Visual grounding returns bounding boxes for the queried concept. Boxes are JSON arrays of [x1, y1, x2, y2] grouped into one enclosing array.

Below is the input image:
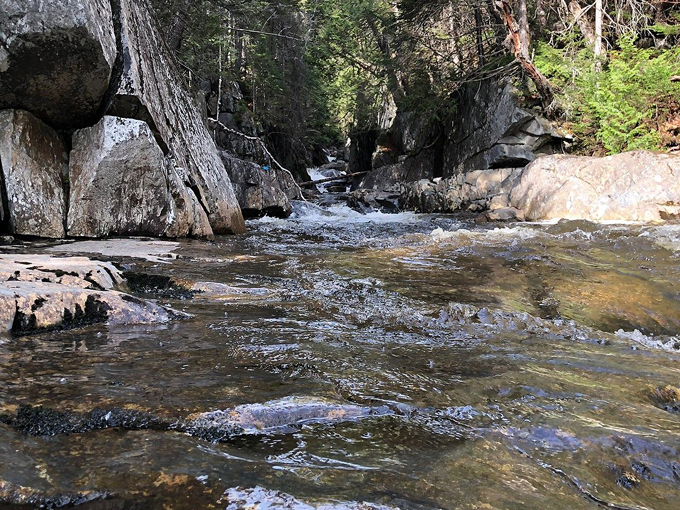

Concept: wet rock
[[109, 0, 245, 234], [220, 152, 298, 218], [0, 479, 109, 509], [123, 272, 196, 300], [0, 253, 188, 334], [184, 397, 393, 441], [68, 116, 212, 238], [443, 78, 569, 175], [224, 487, 398, 510], [348, 189, 401, 214], [0, 0, 117, 128], [0, 110, 67, 238], [400, 168, 521, 213], [480, 207, 525, 223], [0, 281, 182, 335], [510, 151, 680, 221]]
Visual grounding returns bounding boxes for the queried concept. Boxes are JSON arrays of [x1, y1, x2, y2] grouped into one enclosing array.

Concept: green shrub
[[536, 35, 680, 154]]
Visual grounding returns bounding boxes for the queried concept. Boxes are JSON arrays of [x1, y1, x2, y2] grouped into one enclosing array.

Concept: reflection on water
[[1, 198, 680, 509]]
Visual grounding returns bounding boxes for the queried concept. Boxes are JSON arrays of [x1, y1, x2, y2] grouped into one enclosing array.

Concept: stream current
[[1, 197, 680, 509]]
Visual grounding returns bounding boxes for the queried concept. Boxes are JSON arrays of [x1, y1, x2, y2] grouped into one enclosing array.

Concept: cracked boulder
[[510, 151, 680, 221], [107, 0, 245, 234], [0, 110, 67, 238], [68, 116, 212, 238], [0, 0, 117, 128]]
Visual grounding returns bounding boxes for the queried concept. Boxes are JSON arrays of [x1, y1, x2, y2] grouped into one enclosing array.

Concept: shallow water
[[1, 198, 680, 509]]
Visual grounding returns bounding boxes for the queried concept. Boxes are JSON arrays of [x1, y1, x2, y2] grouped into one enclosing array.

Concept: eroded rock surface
[[109, 0, 245, 234], [68, 116, 212, 238], [0, 254, 185, 335], [0, 110, 67, 238], [443, 78, 568, 175], [0, 0, 117, 128], [510, 151, 680, 221]]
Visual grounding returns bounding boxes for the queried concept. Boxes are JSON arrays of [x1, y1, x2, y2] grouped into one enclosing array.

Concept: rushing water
[[1, 198, 680, 509]]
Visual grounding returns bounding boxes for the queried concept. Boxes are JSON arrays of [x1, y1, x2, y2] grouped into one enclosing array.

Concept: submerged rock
[[68, 116, 212, 238], [510, 151, 680, 222], [0, 110, 67, 238], [184, 397, 393, 441], [0, 0, 117, 128]]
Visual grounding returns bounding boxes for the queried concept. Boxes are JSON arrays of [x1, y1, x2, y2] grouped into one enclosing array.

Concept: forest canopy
[[151, 0, 680, 156]]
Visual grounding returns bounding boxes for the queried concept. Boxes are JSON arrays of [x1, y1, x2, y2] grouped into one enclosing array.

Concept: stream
[[1, 197, 680, 509]]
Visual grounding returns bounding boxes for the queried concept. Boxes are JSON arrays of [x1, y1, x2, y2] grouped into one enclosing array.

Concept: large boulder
[[107, 0, 245, 234], [0, 110, 67, 238], [0, 0, 117, 128], [443, 78, 569, 176], [68, 116, 212, 238], [220, 153, 298, 218], [510, 151, 680, 221]]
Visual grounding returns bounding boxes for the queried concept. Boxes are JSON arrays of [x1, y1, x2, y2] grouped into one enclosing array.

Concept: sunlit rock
[[511, 151, 680, 221], [68, 116, 212, 238], [108, 0, 245, 234]]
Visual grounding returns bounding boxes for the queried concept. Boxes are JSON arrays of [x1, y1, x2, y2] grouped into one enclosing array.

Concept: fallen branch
[[208, 118, 305, 201], [671, 75, 680, 83], [300, 172, 368, 188]]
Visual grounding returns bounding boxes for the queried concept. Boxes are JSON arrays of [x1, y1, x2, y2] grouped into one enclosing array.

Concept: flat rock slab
[[0, 254, 122, 290], [0, 281, 178, 336], [47, 239, 180, 263]]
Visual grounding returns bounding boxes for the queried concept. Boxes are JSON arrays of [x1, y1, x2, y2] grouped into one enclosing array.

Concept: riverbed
[[1, 199, 679, 509]]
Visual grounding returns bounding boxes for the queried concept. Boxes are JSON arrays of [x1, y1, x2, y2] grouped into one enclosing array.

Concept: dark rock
[[348, 189, 401, 214], [0, 0, 117, 128], [221, 152, 299, 218], [442, 78, 570, 176], [68, 116, 212, 238], [360, 150, 436, 191], [400, 168, 521, 213], [0, 110, 67, 238]]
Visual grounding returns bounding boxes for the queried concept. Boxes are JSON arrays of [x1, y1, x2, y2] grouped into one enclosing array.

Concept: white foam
[[292, 203, 418, 224]]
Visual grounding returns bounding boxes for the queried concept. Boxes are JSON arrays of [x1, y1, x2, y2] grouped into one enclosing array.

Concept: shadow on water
[[1, 203, 680, 509]]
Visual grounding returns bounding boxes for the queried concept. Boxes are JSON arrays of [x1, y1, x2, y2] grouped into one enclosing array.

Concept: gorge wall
[[0, 0, 245, 240]]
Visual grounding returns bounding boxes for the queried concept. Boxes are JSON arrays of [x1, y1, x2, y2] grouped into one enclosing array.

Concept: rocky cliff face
[[0, 0, 245, 239]]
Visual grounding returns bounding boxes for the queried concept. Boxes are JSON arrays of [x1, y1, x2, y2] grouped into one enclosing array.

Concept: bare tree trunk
[[568, 0, 596, 47], [475, 5, 486, 67], [166, 0, 192, 52], [496, 0, 557, 116], [594, 0, 603, 71]]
